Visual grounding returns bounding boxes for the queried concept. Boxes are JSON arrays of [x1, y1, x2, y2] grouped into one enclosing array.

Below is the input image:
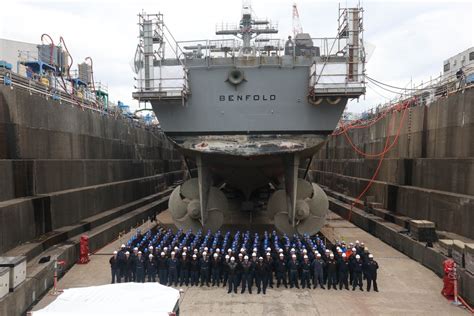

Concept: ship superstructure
[[133, 2, 366, 234]]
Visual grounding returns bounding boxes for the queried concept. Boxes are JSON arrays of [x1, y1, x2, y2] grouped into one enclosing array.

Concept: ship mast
[[216, 0, 278, 54]]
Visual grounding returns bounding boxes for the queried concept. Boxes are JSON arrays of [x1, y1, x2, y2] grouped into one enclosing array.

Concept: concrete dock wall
[[312, 88, 474, 239], [0, 85, 185, 255]]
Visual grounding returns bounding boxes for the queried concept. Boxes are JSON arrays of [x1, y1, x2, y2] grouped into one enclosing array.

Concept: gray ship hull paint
[[151, 66, 347, 134]]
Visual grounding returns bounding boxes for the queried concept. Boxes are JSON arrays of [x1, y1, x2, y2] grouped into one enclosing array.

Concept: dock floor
[[31, 212, 468, 315]]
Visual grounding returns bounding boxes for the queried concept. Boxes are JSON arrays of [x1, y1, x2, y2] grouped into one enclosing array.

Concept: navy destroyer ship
[[133, 2, 366, 234]]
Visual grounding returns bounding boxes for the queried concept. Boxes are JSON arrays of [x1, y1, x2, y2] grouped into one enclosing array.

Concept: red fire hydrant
[[441, 259, 455, 299], [78, 235, 90, 264]]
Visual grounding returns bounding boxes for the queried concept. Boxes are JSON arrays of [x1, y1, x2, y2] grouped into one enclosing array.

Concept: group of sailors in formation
[[109, 227, 379, 294]]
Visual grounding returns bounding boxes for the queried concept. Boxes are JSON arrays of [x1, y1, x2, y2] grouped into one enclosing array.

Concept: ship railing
[[0, 69, 152, 126], [358, 65, 474, 121]]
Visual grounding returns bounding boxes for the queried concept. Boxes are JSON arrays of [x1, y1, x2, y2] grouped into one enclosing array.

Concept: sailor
[[190, 254, 200, 286], [222, 254, 230, 287], [326, 253, 338, 290], [312, 253, 325, 289], [240, 255, 253, 294], [275, 253, 288, 288], [255, 257, 268, 294], [123, 251, 132, 282], [130, 247, 138, 282], [179, 252, 190, 286], [200, 252, 211, 287], [300, 255, 311, 289], [227, 257, 239, 294], [250, 252, 258, 287], [288, 254, 300, 289], [348, 247, 357, 284], [135, 251, 146, 283], [117, 244, 127, 282], [211, 253, 221, 286], [352, 254, 364, 291], [146, 254, 157, 282], [167, 251, 179, 286], [265, 251, 274, 288], [338, 253, 350, 290], [109, 251, 120, 284], [236, 253, 244, 287], [157, 252, 168, 285], [365, 254, 379, 292]]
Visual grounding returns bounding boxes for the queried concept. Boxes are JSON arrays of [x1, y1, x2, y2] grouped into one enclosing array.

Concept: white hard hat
[[149, 246, 153, 249], [352, 248, 357, 252], [138, 251, 142, 254], [164, 247, 168, 251], [203, 252, 207, 256], [125, 251, 130, 255], [259, 257, 263, 260], [194, 249, 198, 253], [342, 253, 347, 257], [238, 253, 243, 257], [266, 247, 271, 251], [228, 248, 232, 253], [303, 249, 307, 253], [244, 255, 249, 260], [183, 247, 188, 250], [149, 254, 153, 258], [252, 253, 257, 257], [356, 254, 361, 259], [355, 240, 360, 244], [292, 254, 296, 258], [225, 255, 230, 259], [193, 254, 197, 258], [230, 257, 235, 261], [213, 253, 218, 258], [161, 252, 165, 256], [121, 244, 125, 248], [174, 246, 178, 250], [171, 251, 175, 255], [253, 247, 257, 252], [304, 255, 308, 259], [113, 251, 118, 254], [216, 248, 220, 253], [316, 253, 321, 257], [266, 252, 271, 256], [279, 253, 284, 257], [369, 254, 374, 258], [290, 248, 295, 252], [182, 252, 187, 256], [204, 247, 208, 251], [278, 249, 283, 253], [325, 249, 330, 253], [240, 248, 245, 252], [329, 253, 334, 257], [133, 247, 138, 251]]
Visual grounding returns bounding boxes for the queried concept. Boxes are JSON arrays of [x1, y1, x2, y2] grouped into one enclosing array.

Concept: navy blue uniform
[[312, 258, 325, 289], [167, 257, 179, 286], [200, 257, 211, 286], [338, 259, 350, 290], [135, 255, 146, 283], [109, 256, 120, 284], [190, 258, 200, 286], [255, 261, 268, 294], [288, 259, 300, 289], [240, 261, 253, 294], [146, 258, 157, 282], [352, 260, 364, 291], [227, 261, 239, 293], [365, 260, 379, 292], [157, 256, 168, 285], [326, 258, 338, 290], [275, 258, 288, 288], [179, 257, 190, 286], [300, 261, 311, 289]]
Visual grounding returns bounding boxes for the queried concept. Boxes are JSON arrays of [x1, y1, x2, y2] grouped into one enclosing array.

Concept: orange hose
[[458, 295, 474, 314]]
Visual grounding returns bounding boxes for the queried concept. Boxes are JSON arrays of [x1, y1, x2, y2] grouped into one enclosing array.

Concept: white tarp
[[31, 283, 180, 316]]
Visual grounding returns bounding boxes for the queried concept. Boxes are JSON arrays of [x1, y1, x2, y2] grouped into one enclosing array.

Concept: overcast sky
[[1, 0, 473, 113]]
